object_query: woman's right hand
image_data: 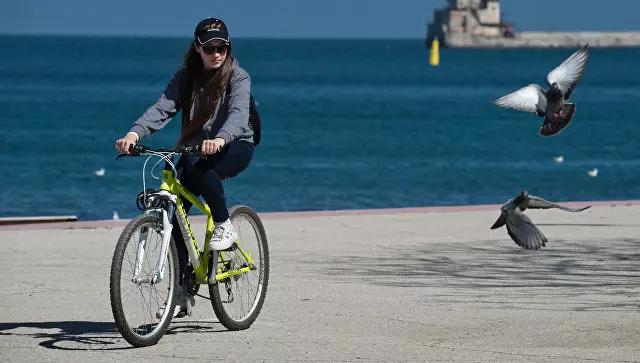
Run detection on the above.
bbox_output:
[115,132,139,153]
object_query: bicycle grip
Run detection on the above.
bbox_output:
[176,144,201,155]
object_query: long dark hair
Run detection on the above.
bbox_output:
[177,41,235,145]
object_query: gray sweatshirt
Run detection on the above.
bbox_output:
[129,59,254,146]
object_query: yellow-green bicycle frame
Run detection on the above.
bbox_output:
[157,169,254,284]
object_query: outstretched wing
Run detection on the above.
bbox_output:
[505,208,548,250]
[547,44,589,98]
[528,195,592,212]
[494,84,547,114]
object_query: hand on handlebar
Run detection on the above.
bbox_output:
[115,132,139,154]
[201,138,226,155]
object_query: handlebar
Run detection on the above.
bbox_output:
[116,144,201,160]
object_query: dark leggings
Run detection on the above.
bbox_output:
[169,140,254,286]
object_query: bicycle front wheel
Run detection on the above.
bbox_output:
[110,214,178,347]
[209,205,270,330]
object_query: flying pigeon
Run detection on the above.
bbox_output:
[490,191,592,250]
[494,44,589,137]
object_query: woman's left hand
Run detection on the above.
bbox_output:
[202,138,226,155]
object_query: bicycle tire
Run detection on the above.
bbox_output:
[209,205,270,330]
[110,214,178,347]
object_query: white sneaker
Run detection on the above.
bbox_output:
[155,292,195,319]
[155,303,186,319]
[208,219,238,251]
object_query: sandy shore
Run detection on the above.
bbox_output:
[0,202,639,362]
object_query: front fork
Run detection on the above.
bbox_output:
[132,229,148,282]
[132,193,177,285]
[153,204,176,284]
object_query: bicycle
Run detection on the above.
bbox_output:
[109,144,269,347]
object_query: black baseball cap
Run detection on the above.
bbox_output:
[194,18,230,44]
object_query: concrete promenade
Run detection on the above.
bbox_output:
[445,32,640,48]
[0,201,639,362]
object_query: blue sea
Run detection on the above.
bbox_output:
[1,35,639,221]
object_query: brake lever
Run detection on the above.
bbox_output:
[116,144,147,159]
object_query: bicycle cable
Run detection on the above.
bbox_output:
[141,151,178,206]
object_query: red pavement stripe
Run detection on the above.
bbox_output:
[0,199,636,231]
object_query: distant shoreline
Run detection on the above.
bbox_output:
[442,31,640,48]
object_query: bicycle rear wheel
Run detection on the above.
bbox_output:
[110,214,178,347]
[209,205,269,330]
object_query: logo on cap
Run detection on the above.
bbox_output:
[205,23,222,32]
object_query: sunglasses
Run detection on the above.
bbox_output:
[201,43,229,55]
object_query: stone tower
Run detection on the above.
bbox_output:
[427,0,506,47]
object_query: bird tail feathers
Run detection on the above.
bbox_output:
[490,214,507,229]
[540,103,576,137]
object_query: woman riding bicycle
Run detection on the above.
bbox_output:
[115,17,255,316]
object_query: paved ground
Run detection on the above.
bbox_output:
[0,202,639,362]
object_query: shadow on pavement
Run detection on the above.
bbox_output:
[0,319,226,350]
[321,238,640,312]
[0,321,128,351]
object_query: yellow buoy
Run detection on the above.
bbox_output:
[429,37,440,66]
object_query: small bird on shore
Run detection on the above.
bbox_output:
[490,191,591,250]
[494,44,589,137]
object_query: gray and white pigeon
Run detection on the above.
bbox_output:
[490,191,591,250]
[494,44,589,137]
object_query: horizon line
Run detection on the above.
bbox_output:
[3,29,640,41]
[0,32,427,41]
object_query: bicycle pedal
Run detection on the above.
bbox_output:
[220,242,238,252]
[174,310,189,319]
